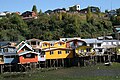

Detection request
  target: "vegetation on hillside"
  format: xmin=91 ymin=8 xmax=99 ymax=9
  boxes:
xmin=0 ymin=7 xmax=113 ymax=41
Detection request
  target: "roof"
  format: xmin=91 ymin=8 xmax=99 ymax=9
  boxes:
xmin=0 ymin=41 xmax=10 ymax=47
xmin=1 ymin=45 xmax=16 ymax=48
xmin=115 ymin=28 xmax=120 ymax=31
xmin=17 ymin=42 xmax=33 ymax=52
xmin=81 ymin=38 xmax=103 ymax=44
xmin=102 ymin=40 xmax=119 ymax=42
xmin=54 ymin=41 xmax=65 ymax=44
xmin=60 ymin=37 xmax=81 ymax=41
xmin=41 ymin=41 xmax=57 ymax=44
xmin=66 ymin=39 xmax=85 ymax=43
xmin=2 ymin=52 xmax=18 ymax=56
xmin=102 ymin=45 xmax=117 ymax=48
xmin=26 ymin=38 xmax=42 ymax=42
xmin=19 ymin=51 xmax=39 ymax=56
xmin=42 ymin=48 xmax=72 ymax=52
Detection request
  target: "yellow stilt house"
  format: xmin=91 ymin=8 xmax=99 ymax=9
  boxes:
xmin=42 ymin=48 xmax=73 ymax=67
xmin=41 ymin=41 xmax=66 ymax=49
xmin=43 ymin=48 xmax=73 ymax=59
xmin=75 ymin=46 xmax=95 ymax=57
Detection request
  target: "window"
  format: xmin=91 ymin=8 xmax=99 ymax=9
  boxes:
xmin=58 ymin=43 xmax=62 ymax=46
xmin=5 ymin=56 xmax=16 ymax=58
xmin=66 ymin=50 xmax=69 ymax=54
xmin=43 ymin=44 xmax=47 ymax=46
xmin=31 ymin=41 xmax=36 ymax=45
xmin=99 ymin=49 xmax=103 ymax=52
xmin=4 ymin=48 xmax=8 ymax=52
xmin=50 ymin=44 xmax=54 ymax=46
xmin=89 ymin=44 xmax=93 ymax=47
xmin=97 ymin=43 xmax=101 ymax=47
xmin=86 ymin=48 xmax=91 ymax=52
xmin=50 ymin=51 xmax=54 ymax=55
xmin=41 ymin=51 xmax=45 ymax=55
xmin=58 ymin=51 xmax=62 ymax=54
xmin=8 ymin=48 xmax=15 ymax=52
xmin=81 ymin=50 xmax=84 ymax=52
xmin=24 ymin=54 xmax=35 ymax=58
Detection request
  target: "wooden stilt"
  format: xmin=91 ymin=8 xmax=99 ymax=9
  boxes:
xmin=78 ymin=58 xmax=80 ymax=67
xmin=50 ymin=59 xmax=51 ymax=67
xmin=57 ymin=59 xmax=58 ymax=67
xmin=0 ymin=65 xmax=3 ymax=73
xmin=62 ymin=59 xmax=64 ymax=67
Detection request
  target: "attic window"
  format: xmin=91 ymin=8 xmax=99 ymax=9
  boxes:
xmin=50 ymin=44 xmax=54 ymax=46
xmin=31 ymin=41 xmax=36 ymax=45
xmin=58 ymin=43 xmax=62 ymax=46
xmin=43 ymin=44 xmax=47 ymax=46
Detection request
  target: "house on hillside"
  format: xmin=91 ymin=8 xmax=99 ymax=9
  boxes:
xmin=80 ymin=6 xmax=100 ymax=14
xmin=21 ymin=11 xmax=37 ymax=20
xmin=69 ymin=4 xmax=80 ymax=12
xmin=53 ymin=8 xmax=66 ymax=13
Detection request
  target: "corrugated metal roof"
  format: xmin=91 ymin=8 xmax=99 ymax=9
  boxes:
xmin=81 ymin=38 xmax=103 ymax=44
xmin=42 ymin=48 xmax=72 ymax=51
xmin=19 ymin=51 xmax=39 ymax=56
xmin=102 ymin=40 xmax=119 ymax=42
xmin=2 ymin=52 xmax=18 ymax=56
xmin=116 ymin=28 xmax=120 ymax=31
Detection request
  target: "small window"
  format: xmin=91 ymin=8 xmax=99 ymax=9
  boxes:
xmin=58 ymin=51 xmax=62 ymax=54
xmin=81 ymin=50 xmax=84 ymax=52
xmin=97 ymin=43 xmax=101 ymax=47
xmin=99 ymin=49 xmax=103 ymax=52
xmin=86 ymin=48 xmax=91 ymax=52
xmin=43 ymin=44 xmax=47 ymax=46
xmin=4 ymin=48 xmax=8 ymax=52
xmin=24 ymin=54 xmax=35 ymax=58
xmin=31 ymin=41 xmax=36 ymax=45
xmin=50 ymin=51 xmax=54 ymax=55
xmin=41 ymin=51 xmax=45 ymax=55
xmin=5 ymin=56 xmax=16 ymax=58
xmin=58 ymin=43 xmax=62 ymax=46
xmin=66 ymin=50 xmax=69 ymax=54
xmin=50 ymin=44 xmax=54 ymax=46
xmin=90 ymin=44 xmax=93 ymax=47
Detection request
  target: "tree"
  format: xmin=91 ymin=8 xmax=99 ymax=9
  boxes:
xmin=32 ymin=5 xmax=37 ymax=14
xmin=38 ymin=9 xmax=42 ymax=16
xmin=116 ymin=8 xmax=120 ymax=16
xmin=86 ymin=6 xmax=93 ymax=23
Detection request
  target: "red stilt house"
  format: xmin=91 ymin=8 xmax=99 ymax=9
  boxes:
xmin=16 ymin=41 xmax=39 ymax=64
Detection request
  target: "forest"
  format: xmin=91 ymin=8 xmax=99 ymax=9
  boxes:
xmin=1 ymin=6 xmax=120 ymax=41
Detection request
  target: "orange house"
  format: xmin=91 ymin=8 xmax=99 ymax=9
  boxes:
xmin=16 ymin=41 xmax=38 ymax=64
xmin=19 ymin=51 xmax=38 ymax=64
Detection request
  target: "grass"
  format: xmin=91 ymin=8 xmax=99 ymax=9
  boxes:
xmin=1 ymin=62 xmax=120 ymax=80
